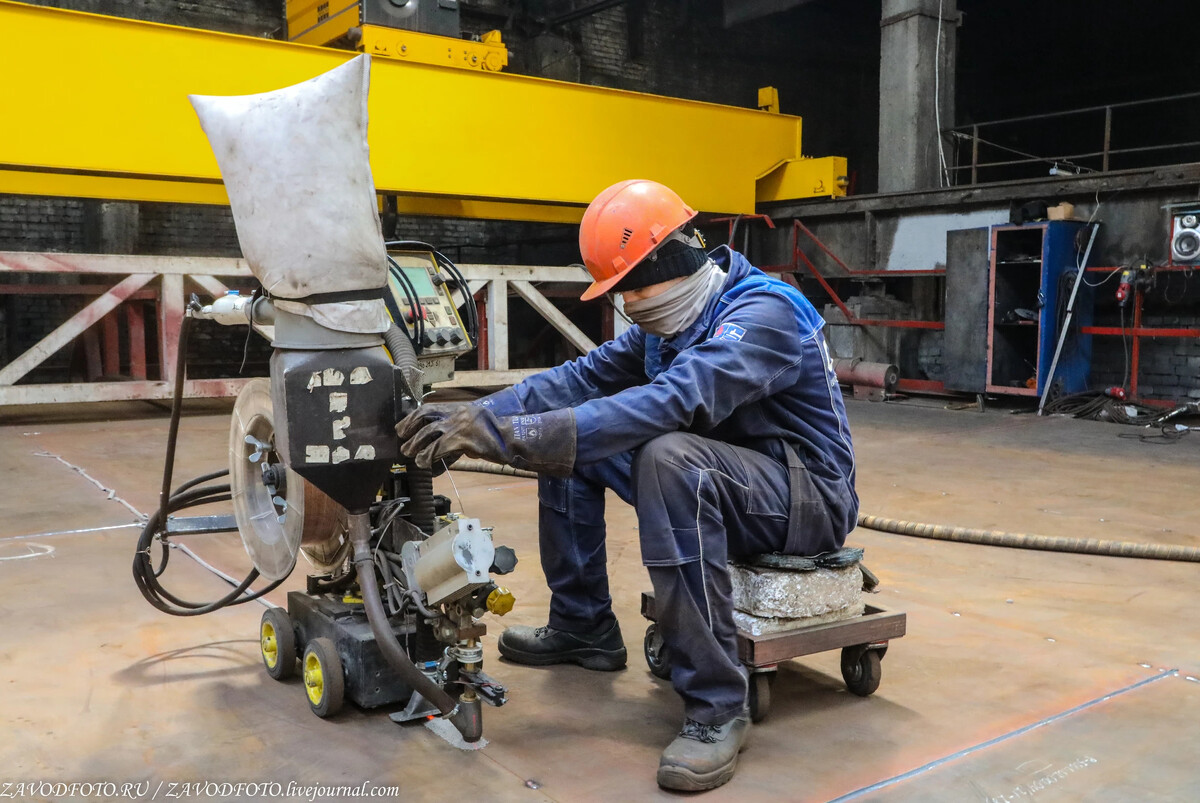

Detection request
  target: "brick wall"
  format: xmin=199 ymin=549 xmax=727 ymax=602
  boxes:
xmin=1089 ymin=309 xmax=1200 ymax=404
xmin=0 ymin=197 xmax=91 ymax=380
xmin=138 ymin=204 xmax=242 ymax=256
xmin=36 ymin=0 xmax=283 ymax=37
xmin=0 ymin=196 xmax=87 ymax=252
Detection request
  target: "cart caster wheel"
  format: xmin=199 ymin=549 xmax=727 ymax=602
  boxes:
xmin=303 ymin=637 xmax=344 ymax=718
xmin=841 ymin=647 xmax=882 ymax=697
xmin=749 ymin=672 xmax=774 ymax=723
xmin=260 ymin=608 xmax=296 ymax=681
xmin=643 ymin=624 xmax=672 ymax=680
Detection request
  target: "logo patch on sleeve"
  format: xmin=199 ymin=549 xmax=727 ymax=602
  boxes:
xmin=714 ymin=323 xmax=746 ymax=342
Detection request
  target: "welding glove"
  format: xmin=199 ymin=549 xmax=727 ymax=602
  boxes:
xmin=397 ymin=405 xmax=577 ymax=477
xmin=395 ymin=402 xmax=474 ymax=472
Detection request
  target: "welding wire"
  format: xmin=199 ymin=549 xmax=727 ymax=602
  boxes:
xmin=0 ymin=523 xmax=140 ymax=543
xmin=442 ymin=459 xmax=468 ymax=515
xmin=858 ymin=514 xmax=1200 ymax=562
xmin=172 ymin=542 xmax=278 ymax=608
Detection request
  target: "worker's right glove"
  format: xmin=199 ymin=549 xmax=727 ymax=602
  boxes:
xmin=397 ymin=405 xmax=577 ymax=477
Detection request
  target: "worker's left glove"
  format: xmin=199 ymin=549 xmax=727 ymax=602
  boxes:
xmin=397 ymin=405 xmax=577 ymax=477
xmin=393 ymin=402 xmax=474 ymax=473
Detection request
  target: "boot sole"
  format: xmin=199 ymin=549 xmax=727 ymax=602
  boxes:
xmin=656 ymin=756 xmax=739 ymax=792
xmin=497 ymin=641 xmax=627 ymax=671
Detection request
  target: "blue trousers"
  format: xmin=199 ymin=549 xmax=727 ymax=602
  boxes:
xmin=538 ymin=432 xmax=844 ymax=724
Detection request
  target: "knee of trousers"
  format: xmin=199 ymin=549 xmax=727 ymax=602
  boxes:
xmin=633 ymin=433 xmax=713 ymax=567
xmin=632 ymin=432 xmax=707 ymax=491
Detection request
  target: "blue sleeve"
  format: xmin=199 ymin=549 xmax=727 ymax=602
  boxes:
xmin=572 ymin=292 xmax=807 ymax=463
xmin=480 ymin=327 xmax=649 ymax=416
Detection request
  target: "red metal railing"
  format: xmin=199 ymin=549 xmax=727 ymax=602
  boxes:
xmin=748 ymin=219 xmax=947 ymax=394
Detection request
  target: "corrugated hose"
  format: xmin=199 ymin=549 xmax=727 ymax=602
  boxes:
xmin=856 ymin=514 xmax=1200 ymax=563
xmin=446 ymin=459 xmax=1200 ymax=564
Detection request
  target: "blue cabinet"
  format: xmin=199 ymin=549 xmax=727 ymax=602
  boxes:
xmin=986 ymin=222 xmax=1092 ymax=396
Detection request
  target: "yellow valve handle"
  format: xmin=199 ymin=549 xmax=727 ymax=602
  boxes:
xmin=486 ymin=587 xmax=515 ymax=616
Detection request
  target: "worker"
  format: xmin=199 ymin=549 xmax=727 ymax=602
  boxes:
xmin=396 ymin=179 xmax=857 ymax=792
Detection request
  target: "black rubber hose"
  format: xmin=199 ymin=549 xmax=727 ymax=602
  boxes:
xmin=133 ymin=481 xmax=290 ymax=615
xmin=383 ymin=323 xmax=438 ymax=536
xmin=857 ymin=515 xmax=1200 ymax=563
xmin=407 ymin=466 xmax=437 ymax=536
xmin=159 ymin=314 xmax=193 ymax=513
xmin=387 ymin=257 xmax=425 ymax=350
xmin=348 ymin=513 xmax=458 ymax=717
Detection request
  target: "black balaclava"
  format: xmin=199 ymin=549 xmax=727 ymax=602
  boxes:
xmin=612 ymin=239 xmax=708 ymax=293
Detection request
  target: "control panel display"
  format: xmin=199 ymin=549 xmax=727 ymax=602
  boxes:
xmin=385 ymin=250 xmax=473 ymax=357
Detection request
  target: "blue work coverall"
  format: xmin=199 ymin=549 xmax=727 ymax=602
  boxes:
xmin=483 ymin=246 xmax=858 ymax=724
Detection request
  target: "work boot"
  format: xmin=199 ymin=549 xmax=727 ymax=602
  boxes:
xmin=497 ymin=620 xmax=626 ymax=671
xmin=656 ymin=713 xmax=751 ymax=792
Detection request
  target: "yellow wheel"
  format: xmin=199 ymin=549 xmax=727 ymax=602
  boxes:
xmin=302 ymin=637 xmax=344 ymax=718
xmin=260 ymin=608 xmax=296 ymax=681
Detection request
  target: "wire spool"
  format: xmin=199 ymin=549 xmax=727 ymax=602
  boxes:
xmin=229 ymin=379 xmax=348 ymax=580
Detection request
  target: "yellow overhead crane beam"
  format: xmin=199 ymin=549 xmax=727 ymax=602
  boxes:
xmin=0 ymin=0 xmax=846 ymax=223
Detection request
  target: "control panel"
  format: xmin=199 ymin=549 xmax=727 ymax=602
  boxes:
xmin=385 ymin=249 xmax=475 ymax=384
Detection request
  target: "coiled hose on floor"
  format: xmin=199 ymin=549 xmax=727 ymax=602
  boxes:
xmin=445 ymin=459 xmax=1200 ymax=564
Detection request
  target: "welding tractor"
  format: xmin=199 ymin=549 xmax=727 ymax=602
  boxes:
xmin=131 ymin=56 xmax=513 ymax=742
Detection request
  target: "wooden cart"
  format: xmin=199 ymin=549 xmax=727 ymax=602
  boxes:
xmin=640 ymin=591 xmax=906 ymax=722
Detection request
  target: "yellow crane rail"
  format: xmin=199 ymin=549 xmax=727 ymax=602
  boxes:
xmin=0 ymin=0 xmax=845 ymax=222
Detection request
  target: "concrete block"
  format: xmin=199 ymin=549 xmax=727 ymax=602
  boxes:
xmin=730 ymin=563 xmax=863 ymax=619
xmin=733 ymin=602 xmax=866 ymax=636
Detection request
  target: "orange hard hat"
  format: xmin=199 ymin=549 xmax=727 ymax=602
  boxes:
xmin=578 ymin=179 xmax=698 ymax=301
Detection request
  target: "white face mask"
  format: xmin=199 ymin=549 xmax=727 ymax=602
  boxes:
xmin=622 ymin=259 xmax=726 ymax=338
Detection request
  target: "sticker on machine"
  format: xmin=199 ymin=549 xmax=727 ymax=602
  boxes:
xmin=714 ymin=323 xmax=746 ymax=342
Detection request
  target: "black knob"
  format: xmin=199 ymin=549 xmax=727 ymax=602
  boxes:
xmin=435 ymin=332 xmax=449 ymax=346
xmin=420 ymin=333 xmax=434 ymax=348
xmin=490 ymin=546 xmax=518 ymax=575
xmin=449 ymin=331 xmax=463 ymax=344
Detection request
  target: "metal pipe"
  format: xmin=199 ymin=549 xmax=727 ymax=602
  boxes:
xmin=833 ymin=358 xmax=899 ymax=391
xmin=348 ymin=512 xmax=460 ymax=718
xmin=1102 ymin=106 xmax=1112 ymax=172
xmin=970 ymin=124 xmax=979 ymax=185
xmin=951 ymin=89 xmax=1200 ymax=130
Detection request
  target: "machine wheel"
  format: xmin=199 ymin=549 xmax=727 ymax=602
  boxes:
xmin=259 ymin=608 xmax=296 ymax=681
xmin=749 ymin=672 xmax=774 ymax=723
xmin=643 ymin=624 xmax=672 ymax=680
xmin=303 ymin=638 xmax=345 ymax=718
xmin=841 ymin=647 xmax=883 ymax=697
